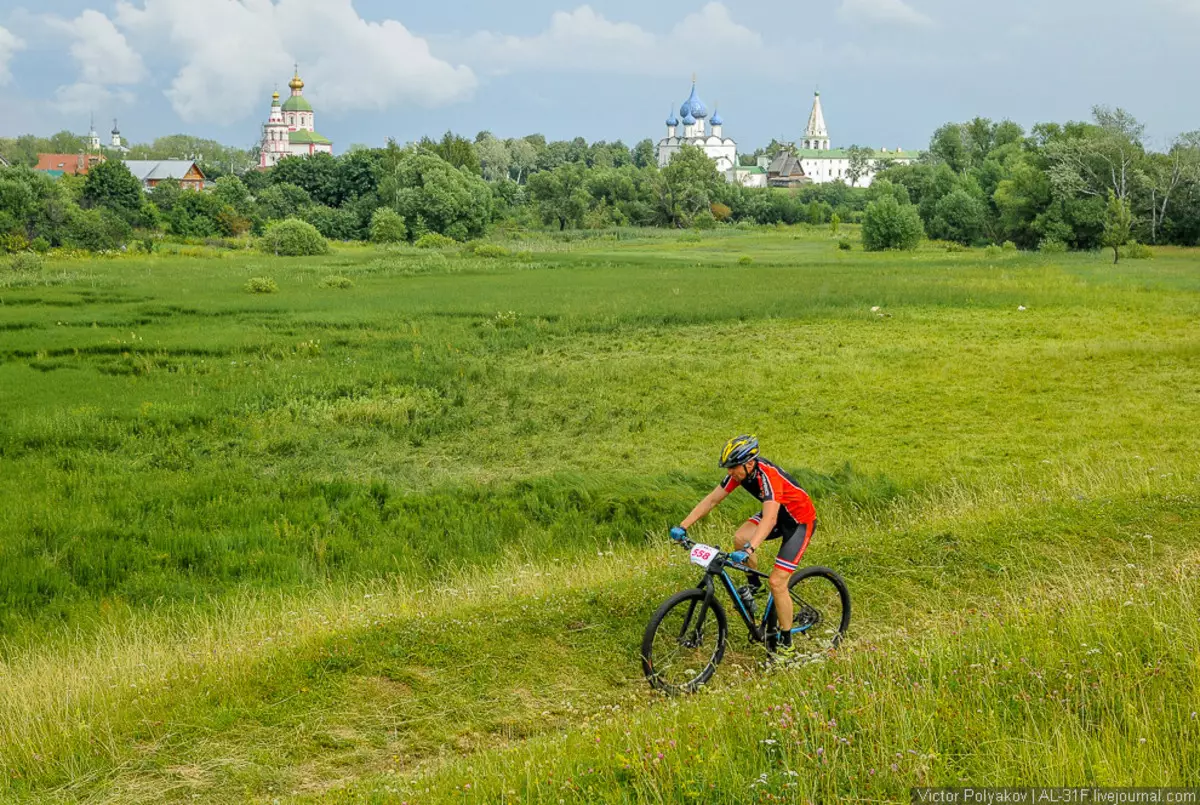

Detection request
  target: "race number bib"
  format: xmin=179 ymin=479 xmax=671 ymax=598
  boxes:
xmin=689 ymin=544 xmax=718 ymax=569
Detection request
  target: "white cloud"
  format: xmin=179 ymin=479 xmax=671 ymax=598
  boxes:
xmin=114 ymin=0 xmax=476 ymax=124
xmin=53 ymin=82 xmax=137 ymax=116
xmin=49 ymin=10 xmax=146 ymax=85
xmin=453 ymin=3 xmax=782 ymax=76
xmin=0 ymin=25 xmax=26 ymax=85
xmin=46 ymin=9 xmax=146 ymax=113
xmin=837 ymin=0 xmax=935 ymax=28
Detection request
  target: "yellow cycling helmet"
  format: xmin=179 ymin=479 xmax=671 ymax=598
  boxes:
xmin=719 ymin=434 xmax=759 ymax=468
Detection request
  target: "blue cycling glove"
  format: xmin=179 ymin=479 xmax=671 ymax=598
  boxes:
xmin=669 ymin=526 xmax=688 ymax=542
xmin=729 ymin=550 xmax=750 ymax=563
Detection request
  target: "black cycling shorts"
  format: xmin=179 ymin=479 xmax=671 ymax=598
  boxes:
xmin=748 ymin=512 xmax=815 ymax=573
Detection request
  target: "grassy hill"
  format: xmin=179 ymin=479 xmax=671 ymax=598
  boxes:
xmin=1 ymin=227 xmax=1197 ymax=802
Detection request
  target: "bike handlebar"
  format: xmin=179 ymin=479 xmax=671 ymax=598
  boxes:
xmin=670 ymin=535 xmax=765 ymax=577
xmin=667 ymin=537 xmax=768 ymax=575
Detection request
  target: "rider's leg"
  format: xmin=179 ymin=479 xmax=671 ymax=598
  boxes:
xmin=768 ymin=566 xmax=793 ymax=636
xmin=770 ymin=522 xmax=814 ymax=636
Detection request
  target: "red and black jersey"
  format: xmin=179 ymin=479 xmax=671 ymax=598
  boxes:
xmin=720 ymin=457 xmax=816 ymax=526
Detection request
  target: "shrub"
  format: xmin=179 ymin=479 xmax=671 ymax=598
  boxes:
xmin=369 ymin=208 xmax=407 ymax=244
xmin=984 ymin=244 xmax=1003 ymax=258
xmin=0 ymin=233 xmax=29 ymax=253
xmin=244 ymin=277 xmax=278 ymax=294
xmin=1120 ymin=240 xmax=1154 ymax=260
xmin=710 ymin=202 xmax=733 ymax=223
xmin=830 ymin=213 xmax=841 ymax=236
xmin=258 ymin=218 xmax=329 ymax=256
xmin=837 ymin=239 xmax=853 ymax=251
xmin=29 ymin=236 xmax=51 ymax=254
xmin=319 ymin=275 xmax=354 ymax=289
xmin=1002 ymin=240 xmax=1018 ymax=252
xmin=738 ymin=255 xmax=754 ymax=265
xmin=415 ymin=232 xmax=456 ymax=249
xmin=692 ymin=210 xmax=717 ymax=230
xmin=862 ymin=197 xmax=924 ymax=251
xmin=943 ymin=241 xmax=967 ymax=253
xmin=470 ymin=243 xmax=510 ymax=259
xmin=301 ymin=204 xmax=362 ymax=241
xmin=8 ymin=251 xmax=44 ymax=273
xmin=1039 ymin=237 xmax=1068 ymax=254
xmin=65 ymin=207 xmax=131 ymax=252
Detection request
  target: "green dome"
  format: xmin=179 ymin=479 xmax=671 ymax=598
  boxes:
xmin=281 ymin=95 xmax=313 ymax=113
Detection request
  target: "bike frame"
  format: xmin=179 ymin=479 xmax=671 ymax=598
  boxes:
xmin=681 ymin=539 xmax=810 ymax=644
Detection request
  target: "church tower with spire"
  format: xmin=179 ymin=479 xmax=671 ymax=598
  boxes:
xmin=86 ymin=115 xmax=101 ymax=152
xmin=803 ymin=91 xmax=830 ymax=151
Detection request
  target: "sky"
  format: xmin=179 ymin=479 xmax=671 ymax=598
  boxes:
xmin=0 ymin=0 xmax=1197 ymax=154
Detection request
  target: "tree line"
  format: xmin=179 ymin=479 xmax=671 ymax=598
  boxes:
xmin=3 ymin=106 xmax=1199 ymax=256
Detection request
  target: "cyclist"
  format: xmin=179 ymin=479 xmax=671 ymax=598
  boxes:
xmin=670 ymin=435 xmax=817 ymax=663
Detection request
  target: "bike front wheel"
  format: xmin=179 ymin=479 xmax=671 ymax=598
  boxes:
xmin=641 ymin=588 xmax=728 ymax=695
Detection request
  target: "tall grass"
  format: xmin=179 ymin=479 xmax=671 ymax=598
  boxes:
xmin=0 ymin=228 xmax=1197 ymax=800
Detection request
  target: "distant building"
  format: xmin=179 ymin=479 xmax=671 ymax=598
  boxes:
xmin=259 ymin=67 xmax=334 ymax=168
xmin=35 ymin=153 xmax=106 ymax=176
xmin=123 ymin=160 xmax=206 ymax=191
xmin=656 ymin=79 xmax=738 ymax=174
xmin=765 ymin=152 xmax=807 ymax=188
xmin=109 ymin=119 xmax=129 ymax=154
xmin=781 ymin=92 xmax=919 ymax=187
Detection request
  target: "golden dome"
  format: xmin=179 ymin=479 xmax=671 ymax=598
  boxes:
xmin=272 ymin=90 xmax=280 ymax=100
xmin=288 ymin=67 xmax=304 ymax=91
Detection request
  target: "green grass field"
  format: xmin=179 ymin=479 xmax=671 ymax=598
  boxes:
xmin=1 ymin=227 xmax=1198 ymax=803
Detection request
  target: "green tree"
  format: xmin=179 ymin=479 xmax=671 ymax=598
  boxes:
xmin=270 ymin=153 xmax=340 ymax=207
xmin=862 ymin=196 xmax=925 ymax=251
xmin=631 ymin=139 xmax=656 ymax=169
xmin=654 ymin=144 xmax=722 ymax=228
xmin=369 ymin=207 xmax=407 ymax=243
xmin=148 ymin=180 xmax=182 ymax=214
xmin=476 ymin=135 xmax=512 ymax=182
xmin=419 ymin=132 xmax=481 ymax=175
xmin=928 ymin=189 xmax=988 ymax=245
xmin=507 ymin=139 xmax=538 ymax=183
xmin=527 ymin=162 xmax=590 ymax=230
xmin=1045 ymin=107 xmax=1145 ymax=206
xmin=82 ymin=160 xmax=144 ymax=221
xmin=845 ymin=145 xmax=873 ymax=188
xmin=1102 ymin=189 xmax=1132 ymax=264
xmin=377 ymin=144 xmax=491 ymax=240
xmin=256 ymin=183 xmax=312 ymax=221
xmin=214 ymin=175 xmax=253 ymax=215
xmin=1143 ymin=132 xmax=1200 ymax=244
xmin=333 ymin=149 xmax=383 ymax=205
xmin=168 ymin=191 xmax=233 ymax=237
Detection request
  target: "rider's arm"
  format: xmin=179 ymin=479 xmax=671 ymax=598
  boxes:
xmin=746 ymin=500 xmax=781 ymax=552
xmin=680 ymin=485 xmax=731 ymax=530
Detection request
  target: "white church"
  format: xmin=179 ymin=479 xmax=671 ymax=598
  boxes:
xmin=258 ymin=68 xmax=335 ymax=168
xmin=656 ymin=81 xmax=917 ymax=188
xmin=656 ymin=80 xmax=737 ymax=173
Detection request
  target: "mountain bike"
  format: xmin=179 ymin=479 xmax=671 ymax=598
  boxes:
xmin=641 ymin=535 xmax=851 ymax=694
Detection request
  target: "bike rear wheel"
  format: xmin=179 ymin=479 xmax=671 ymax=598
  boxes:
xmin=768 ymin=566 xmax=851 ymax=658
xmin=641 ymin=588 xmax=728 ymax=694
